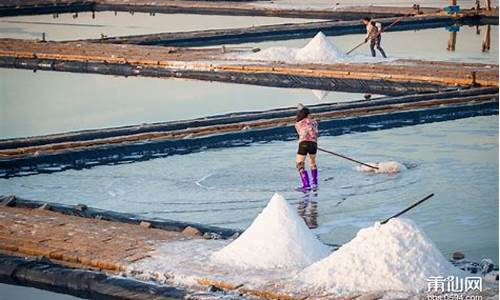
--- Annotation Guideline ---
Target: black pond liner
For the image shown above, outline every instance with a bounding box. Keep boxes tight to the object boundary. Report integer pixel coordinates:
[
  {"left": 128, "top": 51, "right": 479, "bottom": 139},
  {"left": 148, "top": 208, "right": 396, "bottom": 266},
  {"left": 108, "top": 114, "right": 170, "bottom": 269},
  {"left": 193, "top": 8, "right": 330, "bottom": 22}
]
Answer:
[
  {"left": 0, "top": 195, "right": 241, "bottom": 239},
  {"left": 0, "top": 92, "right": 498, "bottom": 178},
  {"left": 1, "top": 87, "right": 496, "bottom": 149},
  {"left": 0, "top": 254, "right": 186, "bottom": 300}
]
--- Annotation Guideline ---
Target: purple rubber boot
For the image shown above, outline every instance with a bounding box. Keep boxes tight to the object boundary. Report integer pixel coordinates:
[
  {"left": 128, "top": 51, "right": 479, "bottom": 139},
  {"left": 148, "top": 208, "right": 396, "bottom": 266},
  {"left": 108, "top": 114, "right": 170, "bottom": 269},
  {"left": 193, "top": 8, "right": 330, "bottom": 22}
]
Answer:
[
  {"left": 299, "top": 169, "right": 311, "bottom": 190},
  {"left": 311, "top": 168, "right": 318, "bottom": 186}
]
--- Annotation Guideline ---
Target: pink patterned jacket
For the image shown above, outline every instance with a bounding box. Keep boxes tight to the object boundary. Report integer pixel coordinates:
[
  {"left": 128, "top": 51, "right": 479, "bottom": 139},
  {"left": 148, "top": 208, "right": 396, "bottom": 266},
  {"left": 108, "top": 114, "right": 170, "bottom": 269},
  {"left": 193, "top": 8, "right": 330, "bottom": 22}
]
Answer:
[{"left": 295, "top": 117, "right": 318, "bottom": 143}]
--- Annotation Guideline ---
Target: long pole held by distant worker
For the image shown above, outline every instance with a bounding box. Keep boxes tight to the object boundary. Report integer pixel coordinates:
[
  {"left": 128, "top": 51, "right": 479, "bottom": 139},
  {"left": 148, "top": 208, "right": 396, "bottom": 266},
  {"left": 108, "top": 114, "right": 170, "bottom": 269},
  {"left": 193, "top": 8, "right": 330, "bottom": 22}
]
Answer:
[
  {"left": 380, "top": 193, "right": 434, "bottom": 224},
  {"left": 318, "top": 147, "right": 379, "bottom": 170},
  {"left": 346, "top": 8, "right": 417, "bottom": 55}
]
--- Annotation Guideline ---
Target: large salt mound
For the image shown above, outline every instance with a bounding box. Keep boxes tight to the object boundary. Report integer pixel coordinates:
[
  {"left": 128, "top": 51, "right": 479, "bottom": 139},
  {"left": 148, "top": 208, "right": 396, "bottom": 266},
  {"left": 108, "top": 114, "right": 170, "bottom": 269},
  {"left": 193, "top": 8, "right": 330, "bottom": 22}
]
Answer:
[
  {"left": 212, "top": 193, "right": 330, "bottom": 269},
  {"left": 356, "top": 161, "right": 406, "bottom": 174},
  {"left": 299, "top": 218, "right": 464, "bottom": 295},
  {"left": 295, "top": 31, "right": 345, "bottom": 64}
]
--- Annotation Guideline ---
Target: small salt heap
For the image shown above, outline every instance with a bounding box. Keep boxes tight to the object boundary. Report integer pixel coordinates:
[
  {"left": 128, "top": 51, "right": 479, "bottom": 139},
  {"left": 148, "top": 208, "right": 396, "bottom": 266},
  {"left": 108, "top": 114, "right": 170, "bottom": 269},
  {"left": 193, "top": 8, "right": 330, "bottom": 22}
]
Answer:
[
  {"left": 299, "top": 218, "right": 464, "bottom": 295},
  {"left": 212, "top": 193, "right": 330, "bottom": 269},
  {"left": 295, "top": 31, "right": 345, "bottom": 64},
  {"left": 356, "top": 161, "right": 406, "bottom": 174}
]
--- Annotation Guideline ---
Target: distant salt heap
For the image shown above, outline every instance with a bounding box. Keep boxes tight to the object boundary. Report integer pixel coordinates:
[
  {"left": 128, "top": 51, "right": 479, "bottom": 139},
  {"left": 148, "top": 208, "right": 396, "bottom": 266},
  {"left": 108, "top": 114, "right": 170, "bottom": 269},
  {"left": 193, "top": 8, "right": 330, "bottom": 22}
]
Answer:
[
  {"left": 212, "top": 193, "right": 330, "bottom": 269},
  {"left": 299, "top": 218, "right": 464, "bottom": 295},
  {"left": 235, "top": 31, "right": 346, "bottom": 64},
  {"left": 295, "top": 31, "right": 345, "bottom": 64},
  {"left": 356, "top": 161, "right": 406, "bottom": 174}
]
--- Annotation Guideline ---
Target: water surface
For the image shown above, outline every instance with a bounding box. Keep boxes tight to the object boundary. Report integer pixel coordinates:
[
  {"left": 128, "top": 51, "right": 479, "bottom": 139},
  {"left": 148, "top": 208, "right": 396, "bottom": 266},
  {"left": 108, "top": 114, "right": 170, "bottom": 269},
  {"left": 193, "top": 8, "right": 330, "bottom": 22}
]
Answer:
[{"left": 1, "top": 115, "right": 497, "bottom": 263}]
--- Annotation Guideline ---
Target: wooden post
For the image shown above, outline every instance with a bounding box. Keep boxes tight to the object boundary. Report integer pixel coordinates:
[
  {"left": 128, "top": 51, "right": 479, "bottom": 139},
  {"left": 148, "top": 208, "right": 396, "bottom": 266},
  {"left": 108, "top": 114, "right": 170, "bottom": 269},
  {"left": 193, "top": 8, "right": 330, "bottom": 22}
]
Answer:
[
  {"left": 482, "top": 25, "right": 491, "bottom": 52},
  {"left": 447, "top": 31, "right": 457, "bottom": 51},
  {"left": 486, "top": 0, "right": 492, "bottom": 10}
]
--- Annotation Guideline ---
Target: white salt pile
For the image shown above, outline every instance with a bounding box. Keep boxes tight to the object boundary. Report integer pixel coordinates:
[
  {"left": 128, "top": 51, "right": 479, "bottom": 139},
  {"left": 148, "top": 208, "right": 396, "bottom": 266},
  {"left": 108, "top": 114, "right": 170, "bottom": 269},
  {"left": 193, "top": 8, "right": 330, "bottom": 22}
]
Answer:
[
  {"left": 356, "top": 161, "right": 406, "bottom": 174},
  {"left": 299, "top": 218, "right": 464, "bottom": 295},
  {"left": 234, "top": 31, "right": 345, "bottom": 64},
  {"left": 295, "top": 31, "right": 345, "bottom": 64},
  {"left": 212, "top": 193, "right": 330, "bottom": 269}
]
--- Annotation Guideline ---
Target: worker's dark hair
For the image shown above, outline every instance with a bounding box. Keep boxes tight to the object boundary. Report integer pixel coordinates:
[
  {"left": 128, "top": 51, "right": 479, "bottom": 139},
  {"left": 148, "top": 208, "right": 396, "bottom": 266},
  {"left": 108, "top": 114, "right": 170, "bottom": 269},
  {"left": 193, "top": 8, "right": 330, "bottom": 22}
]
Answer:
[
  {"left": 296, "top": 107, "right": 310, "bottom": 122},
  {"left": 362, "top": 17, "right": 371, "bottom": 22}
]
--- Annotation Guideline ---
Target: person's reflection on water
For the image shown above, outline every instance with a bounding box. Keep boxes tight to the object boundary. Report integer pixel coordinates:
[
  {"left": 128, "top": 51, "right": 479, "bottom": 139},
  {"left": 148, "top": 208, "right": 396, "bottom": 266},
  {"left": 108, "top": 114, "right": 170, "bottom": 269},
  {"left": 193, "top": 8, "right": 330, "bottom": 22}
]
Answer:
[{"left": 297, "top": 191, "right": 318, "bottom": 229}]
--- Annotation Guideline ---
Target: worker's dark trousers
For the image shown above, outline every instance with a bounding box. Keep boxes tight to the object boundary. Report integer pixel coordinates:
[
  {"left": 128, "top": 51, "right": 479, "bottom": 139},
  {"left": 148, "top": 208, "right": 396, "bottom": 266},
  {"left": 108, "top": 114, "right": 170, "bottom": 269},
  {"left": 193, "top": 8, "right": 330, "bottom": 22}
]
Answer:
[{"left": 370, "top": 36, "right": 387, "bottom": 58}]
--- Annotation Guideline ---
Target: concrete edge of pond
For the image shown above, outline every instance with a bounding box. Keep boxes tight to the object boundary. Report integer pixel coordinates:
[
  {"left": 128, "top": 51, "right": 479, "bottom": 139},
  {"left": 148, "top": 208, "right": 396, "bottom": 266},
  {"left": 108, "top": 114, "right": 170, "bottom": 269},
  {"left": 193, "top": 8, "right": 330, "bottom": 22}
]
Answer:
[
  {"left": 0, "top": 93, "right": 497, "bottom": 178},
  {"left": 0, "top": 87, "right": 495, "bottom": 149},
  {"left": 0, "top": 254, "right": 188, "bottom": 300}
]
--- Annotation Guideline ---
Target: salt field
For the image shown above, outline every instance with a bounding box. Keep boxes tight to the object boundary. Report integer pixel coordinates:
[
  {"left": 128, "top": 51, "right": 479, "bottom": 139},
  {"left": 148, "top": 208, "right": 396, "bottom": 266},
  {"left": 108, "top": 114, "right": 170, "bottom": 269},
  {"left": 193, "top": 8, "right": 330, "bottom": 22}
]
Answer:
[
  {"left": 1, "top": 115, "right": 497, "bottom": 264},
  {"left": 0, "top": 1, "right": 498, "bottom": 298}
]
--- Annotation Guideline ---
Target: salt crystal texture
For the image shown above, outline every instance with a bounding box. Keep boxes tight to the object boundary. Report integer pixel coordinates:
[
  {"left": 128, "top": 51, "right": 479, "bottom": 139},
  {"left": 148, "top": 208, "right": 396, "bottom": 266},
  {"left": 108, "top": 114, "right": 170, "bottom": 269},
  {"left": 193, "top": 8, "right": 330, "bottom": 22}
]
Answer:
[
  {"left": 295, "top": 31, "right": 345, "bottom": 63},
  {"left": 356, "top": 161, "right": 406, "bottom": 174},
  {"left": 242, "top": 46, "right": 295, "bottom": 63},
  {"left": 299, "top": 218, "right": 464, "bottom": 295},
  {"left": 211, "top": 193, "right": 330, "bottom": 269}
]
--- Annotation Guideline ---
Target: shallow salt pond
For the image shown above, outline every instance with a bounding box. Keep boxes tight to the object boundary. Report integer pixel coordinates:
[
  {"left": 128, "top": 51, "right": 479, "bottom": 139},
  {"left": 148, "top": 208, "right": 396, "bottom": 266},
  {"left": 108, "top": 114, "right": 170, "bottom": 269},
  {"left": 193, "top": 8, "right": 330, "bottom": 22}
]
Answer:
[
  {"left": 235, "top": 25, "right": 499, "bottom": 65},
  {"left": 1, "top": 115, "right": 497, "bottom": 264},
  {"left": 0, "top": 68, "right": 372, "bottom": 139},
  {"left": 0, "top": 11, "right": 317, "bottom": 41}
]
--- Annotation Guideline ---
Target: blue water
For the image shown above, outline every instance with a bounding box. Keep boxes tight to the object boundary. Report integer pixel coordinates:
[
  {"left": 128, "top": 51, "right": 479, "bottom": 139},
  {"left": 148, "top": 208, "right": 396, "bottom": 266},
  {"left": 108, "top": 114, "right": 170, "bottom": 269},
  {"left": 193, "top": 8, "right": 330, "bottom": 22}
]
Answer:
[{"left": 1, "top": 115, "right": 497, "bottom": 263}]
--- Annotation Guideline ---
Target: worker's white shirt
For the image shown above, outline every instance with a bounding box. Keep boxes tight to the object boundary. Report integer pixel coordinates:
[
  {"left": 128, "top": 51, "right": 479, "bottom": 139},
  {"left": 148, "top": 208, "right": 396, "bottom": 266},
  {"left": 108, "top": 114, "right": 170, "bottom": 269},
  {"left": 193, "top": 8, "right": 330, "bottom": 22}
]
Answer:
[{"left": 365, "top": 22, "right": 382, "bottom": 40}]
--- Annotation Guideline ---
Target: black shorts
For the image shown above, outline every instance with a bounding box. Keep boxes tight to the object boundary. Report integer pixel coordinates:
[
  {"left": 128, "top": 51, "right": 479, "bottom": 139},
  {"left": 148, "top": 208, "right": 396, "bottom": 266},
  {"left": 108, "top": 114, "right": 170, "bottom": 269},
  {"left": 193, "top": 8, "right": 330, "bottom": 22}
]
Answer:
[{"left": 297, "top": 141, "right": 317, "bottom": 155}]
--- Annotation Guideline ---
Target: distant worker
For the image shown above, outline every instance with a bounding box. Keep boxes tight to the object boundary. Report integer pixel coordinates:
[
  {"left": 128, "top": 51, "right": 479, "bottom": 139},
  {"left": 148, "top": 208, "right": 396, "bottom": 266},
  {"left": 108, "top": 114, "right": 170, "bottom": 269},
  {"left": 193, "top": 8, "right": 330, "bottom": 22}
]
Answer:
[
  {"left": 295, "top": 103, "right": 319, "bottom": 190},
  {"left": 362, "top": 17, "right": 387, "bottom": 58}
]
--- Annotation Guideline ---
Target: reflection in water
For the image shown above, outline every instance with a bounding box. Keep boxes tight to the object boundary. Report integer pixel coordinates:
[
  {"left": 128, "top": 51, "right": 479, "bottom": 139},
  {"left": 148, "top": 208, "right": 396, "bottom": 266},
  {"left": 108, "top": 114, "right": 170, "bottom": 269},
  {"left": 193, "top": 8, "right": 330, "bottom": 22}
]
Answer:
[
  {"left": 446, "top": 28, "right": 458, "bottom": 51},
  {"left": 482, "top": 24, "right": 491, "bottom": 52},
  {"left": 297, "top": 190, "right": 319, "bottom": 229},
  {"left": 446, "top": 24, "right": 493, "bottom": 53}
]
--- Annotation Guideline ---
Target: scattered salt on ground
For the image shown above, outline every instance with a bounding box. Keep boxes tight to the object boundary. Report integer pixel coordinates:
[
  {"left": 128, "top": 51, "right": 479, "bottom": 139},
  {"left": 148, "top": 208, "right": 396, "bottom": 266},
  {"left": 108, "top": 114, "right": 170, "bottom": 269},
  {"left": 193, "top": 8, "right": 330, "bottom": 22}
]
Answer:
[
  {"left": 229, "top": 31, "right": 392, "bottom": 64},
  {"left": 299, "top": 218, "right": 464, "bottom": 295},
  {"left": 295, "top": 31, "right": 345, "bottom": 63},
  {"left": 356, "top": 161, "right": 406, "bottom": 174},
  {"left": 237, "top": 46, "right": 296, "bottom": 63},
  {"left": 211, "top": 193, "right": 331, "bottom": 269}
]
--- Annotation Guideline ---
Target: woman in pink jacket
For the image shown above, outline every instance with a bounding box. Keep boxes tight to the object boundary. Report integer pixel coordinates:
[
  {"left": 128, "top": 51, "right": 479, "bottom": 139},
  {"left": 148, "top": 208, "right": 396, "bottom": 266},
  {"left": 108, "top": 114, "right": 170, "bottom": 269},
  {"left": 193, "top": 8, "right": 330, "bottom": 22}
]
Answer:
[{"left": 295, "top": 103, "right": 319, "bottom": 190}]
